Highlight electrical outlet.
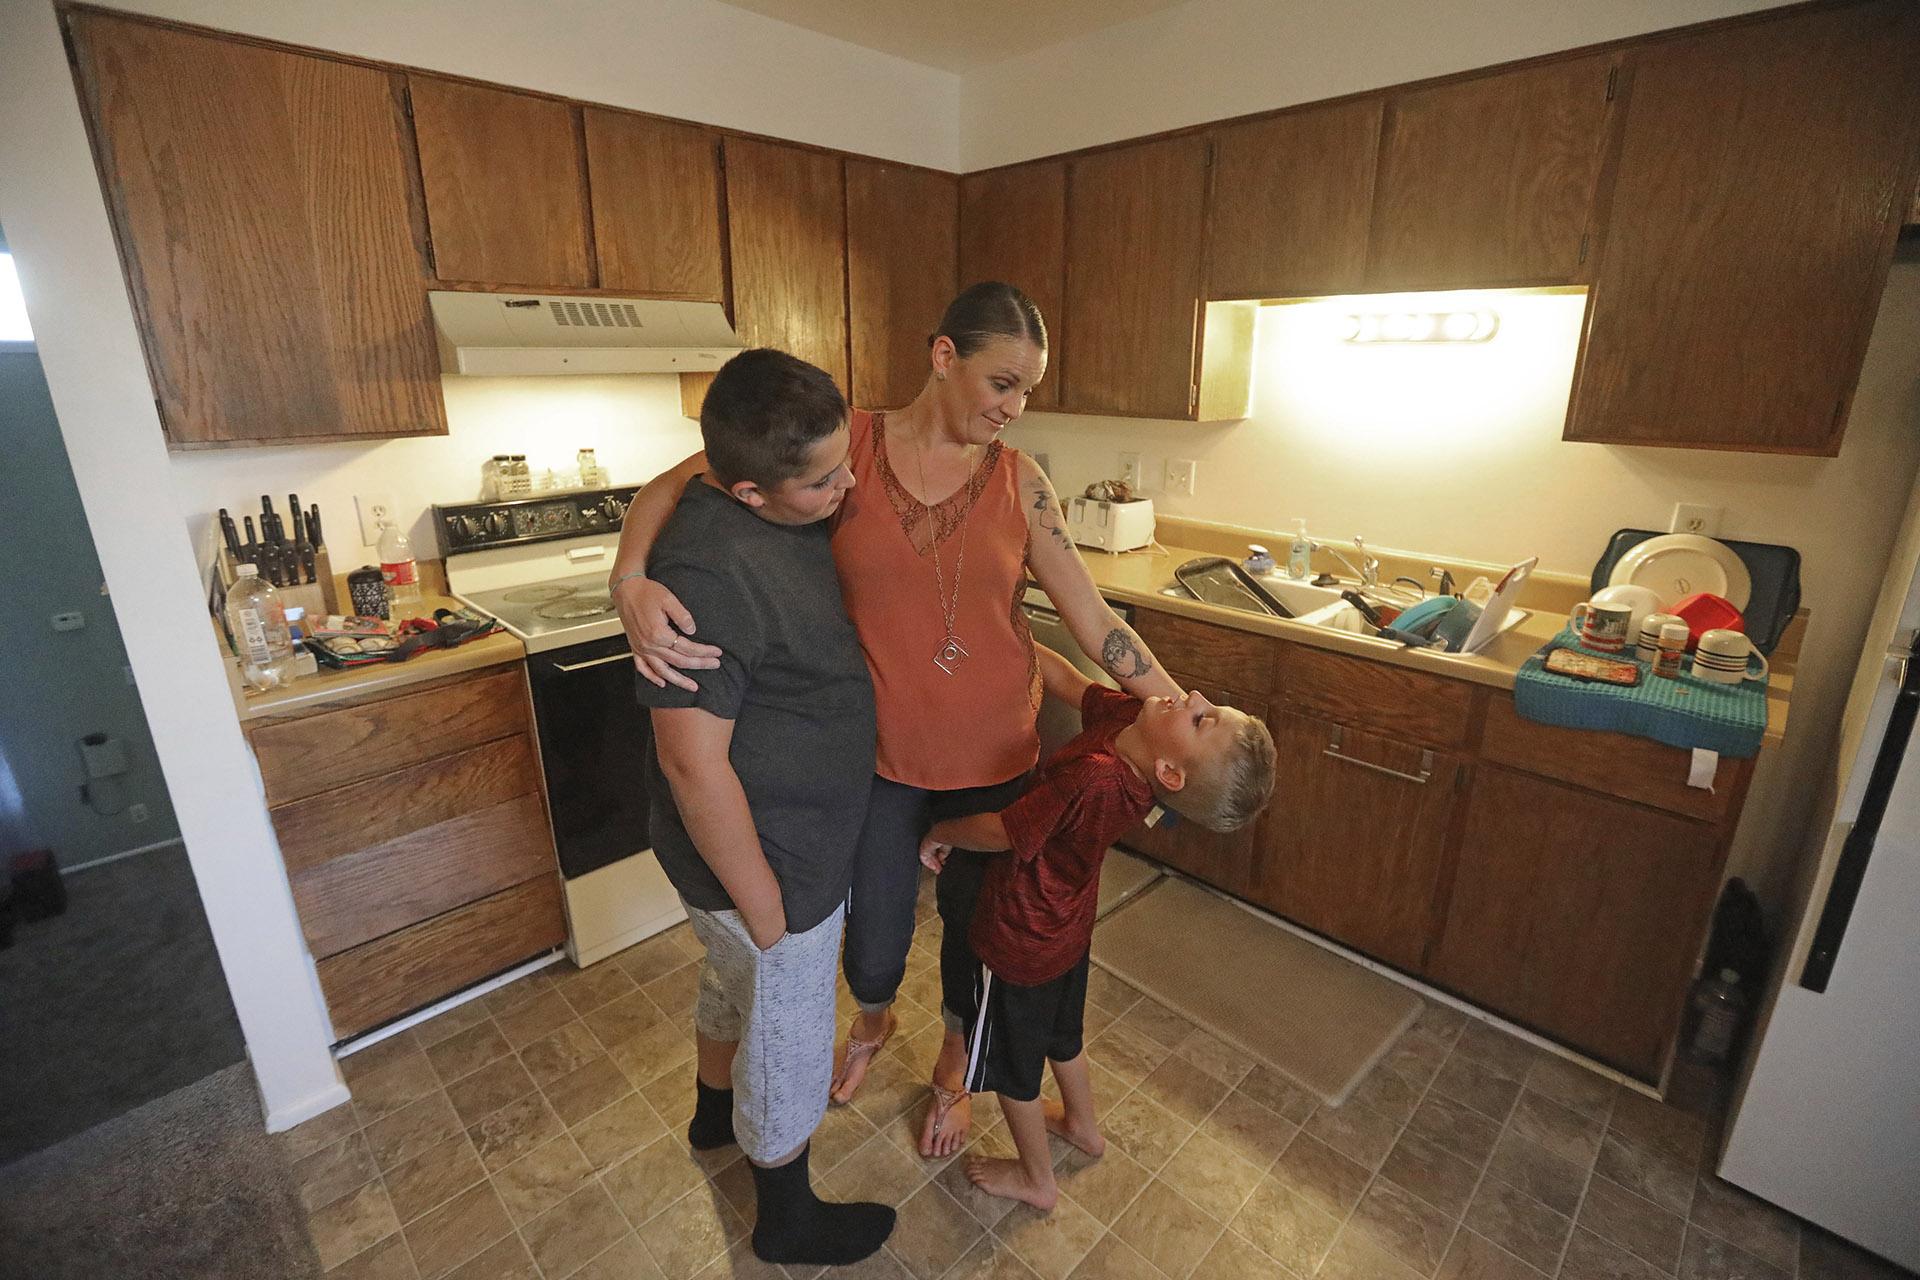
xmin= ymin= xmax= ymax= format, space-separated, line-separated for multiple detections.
xmin=1670 ymin=503 xmax=1723 ymax=536
xmin=356 ymin=493 xmax=395 ymax=545
xmin=1117 ymin=452 xmax=1143 ymax=490
xmin=1166 ymin=458 xmax=1197 ymax=497
xmin=129 ymin=803 xmax=150 ymax=824
xmin=1031 ymin=451 xmax=1052 ymax=480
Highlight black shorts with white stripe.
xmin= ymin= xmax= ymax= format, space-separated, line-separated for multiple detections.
xmin=955 ymin=949 xmax=1091 ymax=1103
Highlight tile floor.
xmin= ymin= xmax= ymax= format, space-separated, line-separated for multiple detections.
xmin=281 ymin=888 xmax=1911 ymax=1280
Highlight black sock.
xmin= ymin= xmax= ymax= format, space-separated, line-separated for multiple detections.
xmin=749 ymin=1143 xmax=895 ymax=1265
xmin=688 ymin=1076 xmax=736 ymax=1151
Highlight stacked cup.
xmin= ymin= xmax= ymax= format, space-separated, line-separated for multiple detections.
xmin=1692 ymin=629 xmax=1769 ymax=684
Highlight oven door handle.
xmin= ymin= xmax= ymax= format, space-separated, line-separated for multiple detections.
xmin=550 ymin=651 xmax=635 ymax=674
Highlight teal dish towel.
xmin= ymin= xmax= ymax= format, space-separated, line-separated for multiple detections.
xmin=1512 ymin=628 xmax=1768 ymax=758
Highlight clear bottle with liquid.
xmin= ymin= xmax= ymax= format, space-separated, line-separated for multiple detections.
xmin=377 ymin=519 xmax=422 ymax=610
xmin=577 ymin=447 xmax=606 ymax=488
xmin=1286 ymin=519 xmax=1313 ymax=580
xmin=1683 ymin=968 xmax=1748 ymax=1066
xmin=225 ymin=563 xmax=295 ymax=690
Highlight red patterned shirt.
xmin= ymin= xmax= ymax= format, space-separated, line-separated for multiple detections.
xmin=970 ymin=686 xmax=1156 ymax=986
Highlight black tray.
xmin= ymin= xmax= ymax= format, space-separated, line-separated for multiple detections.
xmin=1589 ymin=530 xmax=1801 ymax=655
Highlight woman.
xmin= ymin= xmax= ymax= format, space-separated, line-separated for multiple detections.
xmin=609 ymin=283 xmax=1180 ymax=1156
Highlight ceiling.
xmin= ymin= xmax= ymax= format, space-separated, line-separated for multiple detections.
xmin=710 ymin=0 xmax=1196 ymax=71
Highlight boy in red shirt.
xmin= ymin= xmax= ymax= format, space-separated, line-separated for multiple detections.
xmin=918 ymin=646 xmax=1276 ymax=1210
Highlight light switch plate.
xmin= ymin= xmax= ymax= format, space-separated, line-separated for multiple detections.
xmin=51 ymin=611 xmax=85 ymax=632
xmin=1670 ymin=503 xmax=1723 ymax=536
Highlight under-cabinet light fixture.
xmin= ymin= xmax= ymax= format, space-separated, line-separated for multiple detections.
xmin=1340 ymin=309 xmax=1499 ymax=343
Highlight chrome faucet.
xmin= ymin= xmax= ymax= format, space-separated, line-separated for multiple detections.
xmin=1313 ymin=536 xmax=1381 ymax=588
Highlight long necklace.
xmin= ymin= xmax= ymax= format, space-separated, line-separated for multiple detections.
xmin=914 ymin=430 xmax=972 ymax=676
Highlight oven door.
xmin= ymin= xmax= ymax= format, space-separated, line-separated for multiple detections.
xmin=526 ymin=634 xmax=652 ymax=880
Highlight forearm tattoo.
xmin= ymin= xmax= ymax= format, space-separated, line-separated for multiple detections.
xmin=1100 ymin=628 xmax=1154 ymax=680
xmin=1030 ymin=481 xmax=1070 ymax=548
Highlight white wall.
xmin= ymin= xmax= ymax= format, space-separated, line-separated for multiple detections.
xmin=1009 ymin=272 xmax=1920 ymax=915
xmin=170 ymin=377 xmax=704 ymax=572
xmin=961 ymin=0 xmax=1789 ymax=169
xmin=95 ymin=0 xmax=960 ymax=169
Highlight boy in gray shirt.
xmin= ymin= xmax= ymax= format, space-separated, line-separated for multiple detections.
xmin=627 ymin=349 xmax=890 ymax=1266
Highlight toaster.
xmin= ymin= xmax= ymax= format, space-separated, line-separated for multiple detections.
xmin=1065 ymin=496 xmax=1156 ymax=552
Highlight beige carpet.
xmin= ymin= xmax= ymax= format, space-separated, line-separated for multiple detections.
xmin=1096 ymin=847 xmax=1163 ymax=919
xmin=1092 ymin=877 xmax=1421 ymax=1105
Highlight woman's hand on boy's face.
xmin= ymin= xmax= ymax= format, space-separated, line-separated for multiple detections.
xmin=919 ymin=835 xmax=952 ymax=874
xmin=614 ymin=576 xmax=723 ymax=690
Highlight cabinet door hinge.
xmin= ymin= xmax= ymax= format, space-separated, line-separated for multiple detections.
xmin=1578 ymin=233 xmax=1591 ymax=265
xmin=1189 ymin=382 xmax=1199 ymax=412
xmin=1606 ymin=66 xmax=1618 ymax=102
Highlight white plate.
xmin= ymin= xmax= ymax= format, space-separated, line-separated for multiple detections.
xmin=1608 ymin=534 xmax=1751 ymax=611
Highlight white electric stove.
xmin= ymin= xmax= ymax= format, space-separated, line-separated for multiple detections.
xmin=438 ymin=487 xmax=685 ymax=966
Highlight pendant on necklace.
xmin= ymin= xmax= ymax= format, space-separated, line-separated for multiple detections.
xmin=933 ymin=634 xmax=970 ymax=675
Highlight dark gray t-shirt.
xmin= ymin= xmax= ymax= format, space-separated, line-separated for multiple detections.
xmin=634 ymin=480 xmax=875 ymax=932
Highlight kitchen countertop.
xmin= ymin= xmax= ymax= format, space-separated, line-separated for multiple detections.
xmin=236 ymin=594 xmax=528 ymax=721
xmin=1079 ymin=539 xmax=1793 ymax=748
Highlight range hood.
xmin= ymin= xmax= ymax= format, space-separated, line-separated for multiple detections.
xmin=429 ymin=290 xmax=743 ymax=376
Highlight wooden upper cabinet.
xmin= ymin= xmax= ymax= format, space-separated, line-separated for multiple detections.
xmin=408 ymin=77 xmax=592 ymax=287
xmin=959 ymin=161 xmax=1067 ymax=411
xmin=1064 ymin=138 xmax=1211 ymax=418
xmin=1565 ymin=0 xmax=1920 ymax=454
xmin=67 ymin=13 xmax=445 ymax=448
xmin=1430 ymin=766 xmax=1723 ymax=1079
xmin=582 ymin=110 xmax=725 ymax=300
xmin=847 ymin=161 xmax=957 ymax=410
xmin=723 ymin=138 xmax=849 ymax=394
xmin=1207 ymin=99 xmax=1383 ymax=299
xmin=1366 ymin=55 xmax=1618 ymax=290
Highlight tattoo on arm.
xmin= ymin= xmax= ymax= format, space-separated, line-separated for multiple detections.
xmin=1100 ymin=628 xmax=1153 ymax=680
xmin=1030 ymin=481 xmax=1070 ymax=548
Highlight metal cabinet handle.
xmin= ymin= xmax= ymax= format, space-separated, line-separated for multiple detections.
xmin=552 ymin=651 xmax=634 ymax=673
xmin=1323 ymin=725 xmax=1433 ymax=785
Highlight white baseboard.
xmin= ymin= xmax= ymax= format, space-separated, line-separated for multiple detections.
xmin=564 ymin=853 xmax=686 ymax=968
xmin=264 ymin=1080 xmax=352 ymax=1134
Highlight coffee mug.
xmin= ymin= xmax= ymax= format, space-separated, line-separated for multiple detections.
xmin=1570 ymin=600 xmax=1634 ymax=653
xmin=1636 ymin=611 xmax=1686 ymax=663
xmin=1692 ymin=628 xmax=1769 ymax=684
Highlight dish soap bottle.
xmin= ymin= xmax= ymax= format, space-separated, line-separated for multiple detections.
xmin=1287 ymin=519 xmax=1313 ymax=580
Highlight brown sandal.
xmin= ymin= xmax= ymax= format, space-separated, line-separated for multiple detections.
xmin=920 ymin=1083 xmax=972 ymax=1157
xmin=829 ymin=1010 xmax=897 ymax=1105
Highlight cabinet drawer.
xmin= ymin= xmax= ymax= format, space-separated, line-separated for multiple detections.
xmin=1480 ymin=696 xmax=1747 ymax=822
xmin=1272 ymin=644 xmax=1475 ymax=747
xmin=293 ymin=793 xmax=555 ymax=959
xmin=271 ymin=736 xmax=542 ymax=875
xmin=250 ymin=667 xmax=529 ymax=804
xmin=1134 ymin=609 xmax=1277 ymax=696
xmin=316 ymin=874 xmax=565 ymax=1040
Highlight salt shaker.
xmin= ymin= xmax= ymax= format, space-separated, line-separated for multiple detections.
xmin=1654 ymin=620 xmax=1689 ymax=679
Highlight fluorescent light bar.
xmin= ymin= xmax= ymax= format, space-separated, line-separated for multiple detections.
xmin=1343 ymin=308 xmax=1498 ymax=344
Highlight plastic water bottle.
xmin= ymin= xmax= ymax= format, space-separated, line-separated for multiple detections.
xmin=225 ymin=563 xmax=295 ymax=690
xmin=1684 ymin=968 xmax=1747 ymax=1065
xmin=378 ymin=519 xmax=422 ymax=611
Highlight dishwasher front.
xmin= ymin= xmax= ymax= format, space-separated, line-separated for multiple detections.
xmin=1021 ymin=585 xmax=1129 ymax=758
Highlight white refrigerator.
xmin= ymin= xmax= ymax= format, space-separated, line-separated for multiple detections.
xmin=1719 ymin=477 xmax=1920 ymax=1270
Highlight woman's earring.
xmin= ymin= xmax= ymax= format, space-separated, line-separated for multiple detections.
xmin=935 ymin=371 xmax=946 ymax=381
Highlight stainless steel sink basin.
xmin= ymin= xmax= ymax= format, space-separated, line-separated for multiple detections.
xmin=1157 ymin=557 xmax=1530 ymax=650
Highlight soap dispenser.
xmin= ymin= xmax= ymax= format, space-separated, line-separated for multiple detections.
xmin=1244 ymin=543 xmax=1276 ymax=576
xmin=1286 ymin=519 xmax=1313 ymax=580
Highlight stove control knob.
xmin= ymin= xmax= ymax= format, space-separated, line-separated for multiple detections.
xmin=456 ymin=514 xmax=485 ymax=542
xmin=599 ymin=495 xmax=628 ymax=523
xmin=485 ymin=510 xmax=513 ymax=538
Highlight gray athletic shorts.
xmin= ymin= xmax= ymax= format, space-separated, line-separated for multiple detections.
xmin=684 ymin=901 xmax=844 ymax=1164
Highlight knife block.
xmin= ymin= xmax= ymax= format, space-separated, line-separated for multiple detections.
xmin=216 ymin=546 xmax=338 ymax=618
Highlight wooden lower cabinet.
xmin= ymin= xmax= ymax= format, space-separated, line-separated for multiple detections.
xmin=1251 ymin=710 xmax=1462 ymax=973
xmin=248 ymin=663 xmax=565 ymax=1040
xmin=1428 ymin=764 xmax=1723 ymax=1079
xmin=1122 ymin=803 xmax=1254 ymax=897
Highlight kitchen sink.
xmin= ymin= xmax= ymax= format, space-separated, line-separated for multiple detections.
xmin=1156 ymin=557 xmax=1529 ymax=649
